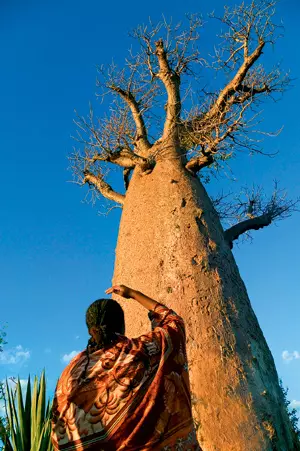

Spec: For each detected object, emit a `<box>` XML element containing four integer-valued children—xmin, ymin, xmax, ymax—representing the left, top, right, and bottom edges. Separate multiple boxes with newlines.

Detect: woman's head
<box><xmin>86</xmin><ymin>298</ymin><xmax>125</xmax><ymax>347</ymax></box>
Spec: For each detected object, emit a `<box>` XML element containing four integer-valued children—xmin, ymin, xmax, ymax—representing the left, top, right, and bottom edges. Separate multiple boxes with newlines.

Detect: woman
<box><xmin>51</xmin><ymin>284</ymin><xmax>201</xmax><ymax>450</ymax></box>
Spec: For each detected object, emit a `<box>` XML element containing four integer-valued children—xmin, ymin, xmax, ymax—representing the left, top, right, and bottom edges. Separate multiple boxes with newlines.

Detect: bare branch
<box><xmin>83</xmin><ymin>170</ymin><xmax>125</xmax><ymax>206</ymax></box>
<box><xmin>98</xmin><ymin>203</ymin><xmax>123</xmax><ymax>217</ymax></box>
<box><xmin>178</xmin><ymin>0</ymin><xmax>289</xmax><ymax>173</ymax></box>
<box><xmin>131</xmin><ymin>15</ymin><xmax>204</xmax><ymax>78</ymax></box>
<box><xmin>185</xmin><ymin>153</ymin><xmax>214</xmax><ymax>173</ymax></box>
<box><xmin>71</xmin><ymin>2</ymin><xmax>293</xmax><ymax>216</ymax></box>
<box><xmin>155</xmin><ymin>39</ymin><xmax>181</xmax><ymax>138</ymax></box>
<box><xmin>131</xmin><ymin>15</ymin><xmax>204</xmax><ymax>141</ymax></box>
<box><xmin>224</xmin><ymin>213</ymin><xmax>272</xmax><ymax>248</ymax></box>
<box><xmin>208</xmin><ymin>41</ymin><xmax>265</xmax><ymax>118</ymax></box>
<box><xmin>73</xmin><ymin>105</ymin><xmax>135</xmax><ymax>156</ymax></box>
<box><xmin>70</xmin><ymin>106</ymin><xmax>155</xmax><ymax>193</ymax></box>
<box><xmin>107</xmin><ymin>85</ymin><xmax>151</xmax><ymax>151</ymax></box>
<box><xmin>211</xmin><ymin>1</ymin><xmax>280</xmax><ymax>73</ymax></box>
<box><xmin>219</xmin><ymin>183</ymin><xmax>299</xmax><ymax>247</ymax></box>
<box><xmin>90</xmin><ymin>147</ymin><xmax>154</xmax><ymax>171</ymax></box>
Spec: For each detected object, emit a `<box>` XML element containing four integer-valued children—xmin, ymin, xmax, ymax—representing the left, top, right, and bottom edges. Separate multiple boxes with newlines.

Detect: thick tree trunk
<box><xmin>111</xmin><ymin>144</ymin><xmax>295</xmax><ymax>450</ymax></box>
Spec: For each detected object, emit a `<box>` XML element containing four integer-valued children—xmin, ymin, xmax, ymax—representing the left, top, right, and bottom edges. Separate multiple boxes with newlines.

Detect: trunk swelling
<box><xmin>111</xmin><ymin>144</ymin><xmax>295</xmax><ymax>450</ymax></box>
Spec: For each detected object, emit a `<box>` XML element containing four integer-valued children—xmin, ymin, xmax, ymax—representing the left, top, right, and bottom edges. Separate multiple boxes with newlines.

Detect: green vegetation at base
<box><xmin>0</xmin><ymin>371</ymin><xmax>53</xmax><ymax>451</ymax></box>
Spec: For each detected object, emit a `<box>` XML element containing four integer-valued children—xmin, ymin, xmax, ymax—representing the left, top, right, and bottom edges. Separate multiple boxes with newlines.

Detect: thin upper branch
<box><xmin>207</xmin><ymin>41</ymin><xmax>265</xmax><ymax>119</ymax></box>
<box><xmin>109</xmin><ymin>85</ymin><xmax>151</xmax><ymax>152</ymax></box>
<box><xmin>155</xmin><ymin>39</ymin><xmax>181</xmax><ymax>139</ymax></box>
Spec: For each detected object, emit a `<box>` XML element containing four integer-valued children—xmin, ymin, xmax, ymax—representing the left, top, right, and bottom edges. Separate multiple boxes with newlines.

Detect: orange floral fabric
<box><xmin>51</xmin><ymin>304</ymin><xmax>201</xmax><ymax>450</ymax></box>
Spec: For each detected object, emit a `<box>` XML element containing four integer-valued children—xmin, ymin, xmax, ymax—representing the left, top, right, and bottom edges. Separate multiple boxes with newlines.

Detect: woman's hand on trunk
<box><xmin>105</xmin><ymin>284</ymin><xmax>159</xmax><ymax>311</ymax></box>
<box><xmin>105</xmin><ymin>284</ymin><xmax>133</xmax><ymax>299</ymax></box>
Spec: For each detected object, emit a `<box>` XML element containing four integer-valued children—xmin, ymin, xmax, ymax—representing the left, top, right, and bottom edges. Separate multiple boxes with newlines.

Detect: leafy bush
<box><xmin>279</xmin><ymin>379</ymin><xmax>300</xmax><ymax>446</ymax></box>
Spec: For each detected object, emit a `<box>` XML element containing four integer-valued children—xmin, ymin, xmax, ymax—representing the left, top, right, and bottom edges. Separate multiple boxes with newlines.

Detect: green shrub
<box><xmin>279</xmin><ymin>379</ymin><xmax>300</xmax><ymax>446</ymax></box>
<box><xmin>1</xmin><ymin>371</ymin><xmax>53</xmax><ymax>451</ymax></box>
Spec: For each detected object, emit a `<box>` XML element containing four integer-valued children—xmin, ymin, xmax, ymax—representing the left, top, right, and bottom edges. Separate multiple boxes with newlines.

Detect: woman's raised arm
<box><xmin>105</xmin><ymin>284</ymin><xmax>159</xmax><ymax>312</ymax></box>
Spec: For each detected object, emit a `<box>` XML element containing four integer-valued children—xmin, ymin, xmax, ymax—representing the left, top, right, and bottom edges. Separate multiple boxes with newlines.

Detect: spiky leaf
<box><xmin>1</xmin><ymin>372</ymin><xmax>53</xmax><ymax>451</ymax></box>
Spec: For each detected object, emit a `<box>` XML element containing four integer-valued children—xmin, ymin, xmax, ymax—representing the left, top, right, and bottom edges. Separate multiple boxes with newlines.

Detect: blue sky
<box><xmin>0</xmin><ymin>0</ymin><xmax>299</xmax><ymax>418</ymax></box>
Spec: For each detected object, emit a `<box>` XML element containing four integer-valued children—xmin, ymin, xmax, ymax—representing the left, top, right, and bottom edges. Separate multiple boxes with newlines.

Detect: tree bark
<box><xmin>111</xmin><ymin>142</ymin><xmax>296</xmax><ymax>450</ymax></box>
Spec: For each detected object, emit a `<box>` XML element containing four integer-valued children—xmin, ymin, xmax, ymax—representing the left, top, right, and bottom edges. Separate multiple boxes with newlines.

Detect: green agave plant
<box><xmin>1</xmin><ymin>371</ymin><xmax>53</xmax><ymax>451</ymax></box>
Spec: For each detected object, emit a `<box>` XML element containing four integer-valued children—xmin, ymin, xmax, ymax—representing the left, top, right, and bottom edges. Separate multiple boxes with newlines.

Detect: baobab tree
<box><xmin>71</xmin><ymin>1</ymin><xmax>299</xmax><ymax>449</ymax></box>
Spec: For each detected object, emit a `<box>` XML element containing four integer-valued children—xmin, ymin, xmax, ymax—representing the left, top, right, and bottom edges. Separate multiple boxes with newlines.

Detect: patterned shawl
<box><xmin>51</xmin><ymin>304</ymin><xmax>201</xmax><ymax>450</ymax></box>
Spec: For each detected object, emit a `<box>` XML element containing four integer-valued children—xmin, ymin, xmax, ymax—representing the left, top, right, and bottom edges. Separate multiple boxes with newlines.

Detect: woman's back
<box><xmin>52</xmin><ymin>301</ymin><xmax>201</xmax><ymax>450</ymax></box>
